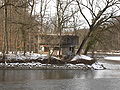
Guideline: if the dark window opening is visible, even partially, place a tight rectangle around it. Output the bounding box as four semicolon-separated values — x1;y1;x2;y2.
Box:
69;47;74;53
44;47;49;52
54;47;59;50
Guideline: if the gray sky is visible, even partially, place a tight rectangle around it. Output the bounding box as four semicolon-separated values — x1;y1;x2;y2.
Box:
35;0;120;29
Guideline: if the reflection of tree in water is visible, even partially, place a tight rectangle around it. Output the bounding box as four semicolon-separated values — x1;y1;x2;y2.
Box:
0;70;96;82
0;70;6;82
64;70;95;79
0;70;30;82
39;70;96;79
80;70;95;79
41;70;73;79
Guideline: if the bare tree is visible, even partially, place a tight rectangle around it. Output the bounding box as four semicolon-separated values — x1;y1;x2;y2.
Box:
55;0;78;57
0;0;39;56
37;0;51;53
76;0;120;55
2;0;9;59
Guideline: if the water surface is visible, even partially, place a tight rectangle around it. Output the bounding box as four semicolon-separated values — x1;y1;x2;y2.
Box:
1;59;120;90
0;70;120;90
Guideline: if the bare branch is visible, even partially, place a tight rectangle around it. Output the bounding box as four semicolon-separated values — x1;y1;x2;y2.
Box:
76;0;91;27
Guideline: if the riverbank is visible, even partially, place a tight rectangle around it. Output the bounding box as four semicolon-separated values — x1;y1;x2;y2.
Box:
0;66;90;70
0;52;106;70
0;62;105;70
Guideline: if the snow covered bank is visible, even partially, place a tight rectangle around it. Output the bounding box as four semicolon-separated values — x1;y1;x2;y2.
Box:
69;55;105;70
70;55;95;65
104;56;120;61
71;55;92;61
0;53;106;70
91;62;106;70
0;62;105;70
5;53;47;60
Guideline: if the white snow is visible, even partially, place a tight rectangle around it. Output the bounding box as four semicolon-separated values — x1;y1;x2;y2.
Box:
76;64;85;66
106;52;120;55
0;52;106;70
0;62;105;70
71;55;92;61
5;53;48;60
104;56;120;61
51;56;61;60
65;64;76;67
92;62;105;70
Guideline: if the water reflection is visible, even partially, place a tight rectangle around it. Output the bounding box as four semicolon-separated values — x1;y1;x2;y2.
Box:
0;70;96;82
1;69;120;83
1;70;120;90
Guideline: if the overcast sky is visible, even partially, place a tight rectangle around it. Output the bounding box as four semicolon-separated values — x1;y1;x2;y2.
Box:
34;0;120;29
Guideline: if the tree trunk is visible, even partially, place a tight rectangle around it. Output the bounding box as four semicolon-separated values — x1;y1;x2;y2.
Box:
83;38;97;55
4;0;8;54
23;38;26;56
83;45;90;55
9;1;12;52
2;0;8;59
57;0;62;58
22;29;26;56
76;29;92;55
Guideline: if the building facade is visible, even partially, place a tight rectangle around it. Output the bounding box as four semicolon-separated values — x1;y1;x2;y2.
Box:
38;34;79;56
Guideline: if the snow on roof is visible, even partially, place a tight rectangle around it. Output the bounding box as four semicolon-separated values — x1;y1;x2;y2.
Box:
71;55;92;61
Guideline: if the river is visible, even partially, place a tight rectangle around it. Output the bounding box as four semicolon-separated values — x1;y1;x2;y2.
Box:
0;60;120;90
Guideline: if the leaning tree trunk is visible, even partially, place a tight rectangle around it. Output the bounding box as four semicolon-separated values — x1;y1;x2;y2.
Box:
83;37;97;55
76;29;92;55
84;44;90;55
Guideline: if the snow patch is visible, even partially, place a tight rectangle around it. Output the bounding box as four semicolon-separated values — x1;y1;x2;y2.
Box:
71;55;92;61
0;52;106;70
6;53;48;60
92;62;105;70
51;56;61;60
104;56;120;61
